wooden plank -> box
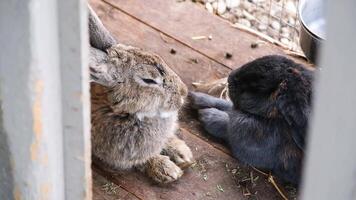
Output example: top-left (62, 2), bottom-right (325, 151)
top-left (93, 171), bottom-right (139, 200)
top-left (103, 0), bottom-right (310, 69)
top-left (90, 0), bottom-right (230, 87)
top-left (94, 128), bottom-right (291, 200)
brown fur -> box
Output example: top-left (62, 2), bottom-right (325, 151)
top-left (90, 44), bottom-right (193, 183)
top-left (88, 6), bottom-right (192, 183)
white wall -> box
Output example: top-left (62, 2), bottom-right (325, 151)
top-left (301, 0), bottom-right (356, 199)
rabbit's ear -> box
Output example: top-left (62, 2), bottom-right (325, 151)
top-left (274, 78), bottom-right (309, 127)
top-left (89, 47), bottom-right (122, 87)
top-left (275, 85), bottom-right (308, 151)
top-left (280, 68), bottom-right (310, 123)
top-left (88, 5), bottom-right (117, 51)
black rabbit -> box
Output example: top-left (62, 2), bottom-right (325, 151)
top-left (189, 55), bottom-right (313, 186)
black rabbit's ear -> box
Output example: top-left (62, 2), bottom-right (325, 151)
top-left (276, 94), bottom-right (307, 125)
top-left (277, 95), bottom-right (308, 151)
top-left (277, 67), bottom-right (310, 125)
top-left (275, 80), bottom-right (309, 128)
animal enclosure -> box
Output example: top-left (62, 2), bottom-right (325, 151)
top-left (200, 0), bottom-right (301, 51)
top-left (1, 0), bottom-right (356, 200)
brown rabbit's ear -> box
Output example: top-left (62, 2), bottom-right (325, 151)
top-left (89, 47), bottom-right (123, 87)
top-left (88, 5), bottom-right (117, 51)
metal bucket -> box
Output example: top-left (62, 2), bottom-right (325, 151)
top-left (298, 0), bottom-right (326, 64)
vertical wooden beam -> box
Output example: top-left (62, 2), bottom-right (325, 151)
top-left (57, 0), bottom-right (92, 199)
top-left (0, 0), bottom-right (91, 199)
top-left (0, 99), bottom-right (15, 199)
top-left (0, 0), bottom-right (65, 199)
top-left (301, 0), bottom-right (356, 199)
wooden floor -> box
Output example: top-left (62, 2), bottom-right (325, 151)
top-left (90, 0), bottom-right (308, 199)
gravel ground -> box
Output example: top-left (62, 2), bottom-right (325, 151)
top-left (193, 0), bottom-right (302, 52)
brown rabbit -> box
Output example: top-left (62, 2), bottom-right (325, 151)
top-left (88, 5), bottom-right (193, 183)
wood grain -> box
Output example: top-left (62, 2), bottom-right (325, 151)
top-left (103, 0), bottom-right (309, 69)
top-left (93, 171), bottom-right (139, 200)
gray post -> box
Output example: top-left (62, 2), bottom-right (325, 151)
top-left (57, 0), bottom-right (92, 199)
top-left (0, 0), bottom-right (65, 199)
top-left (301, 0), bottom-right (356, 200)
top-left (0, 0), bottom-right (91, 199)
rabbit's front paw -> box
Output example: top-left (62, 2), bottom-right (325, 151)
top-left (189, 91), bottom-right (232, 111)
top-left (162, 137), bottom-right (194, 169)
top-left (198, 108), bottom-right (229, 138)
top-left (188, 91), bottom-right (216, 109)
top-left (146, 155), bottom-right (183, 183)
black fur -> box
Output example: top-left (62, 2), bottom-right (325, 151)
top-left (189, 55), bottom-right (313, 186)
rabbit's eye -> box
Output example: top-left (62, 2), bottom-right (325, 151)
top-left (142, 78), bottom-right (158, 84)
